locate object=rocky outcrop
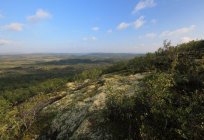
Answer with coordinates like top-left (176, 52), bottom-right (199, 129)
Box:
top-left (35, 73), bottom-right (146, 140)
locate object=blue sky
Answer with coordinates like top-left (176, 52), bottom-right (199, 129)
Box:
top-left (0, 0), bottom-right (204, 54)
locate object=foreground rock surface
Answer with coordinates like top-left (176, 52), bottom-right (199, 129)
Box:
top-left (23, 73), bottom-right (146, 140)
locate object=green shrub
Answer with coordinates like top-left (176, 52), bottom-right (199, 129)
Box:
top-left (102, 85), bottom-right (144, 139)
top-left (74, 68), bottom-right (102, 81)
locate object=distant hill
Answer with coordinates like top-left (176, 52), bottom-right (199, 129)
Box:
top-left (81, 53), bottom-right (144, 59)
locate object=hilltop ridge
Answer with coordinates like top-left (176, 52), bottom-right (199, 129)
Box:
top-left (0, 40), bottom-right (204, 140)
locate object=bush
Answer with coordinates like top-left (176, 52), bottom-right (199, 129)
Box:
top-left (103, 87), bottom-right (142, 139)
top-left (74, 68), bottom-right (102, 81)
top-left (103, 71), bottom-right (204, 139)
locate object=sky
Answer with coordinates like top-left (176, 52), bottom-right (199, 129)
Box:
top-left (0, 0), bottom-right (204, 54)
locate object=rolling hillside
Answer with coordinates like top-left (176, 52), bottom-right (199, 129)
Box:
top-left (0, 40), bottom-right (204, 140)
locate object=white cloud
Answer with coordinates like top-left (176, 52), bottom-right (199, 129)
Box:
top-left (133, 0), bottom-right (156, 13)
top-left (0, 14), bottom-right (4, 19)
top-left (117, 16), bottom-right (145, 30)
top-left (151, 19), bottom-right (157, 24)
top-left (161, 25), bottom-right (196, 37)
top-left (92, 27), bottom-right (99, 31)
top-left (82, 37), bottom-right (88, 41)
top-left (117, 22), bottom-right (130, 30)
top-left (1, 23), bottom-right (24, 31)
top-left (91, 36), bottom-right (97, 40)
top-left (145, 32), bottom-right (157, 38)
top-left (107, 29), bottom-right (113, 33)
top-left (27, 9), bottom-right (51, 23)
top-left (133, 16), bottom-right (145, 29)
top-left (0, 39), bottom-right (12, 46)
top-left (83, 36), bottom-right (97, 41)
top-left (181, 37), bottom-right (194, 43)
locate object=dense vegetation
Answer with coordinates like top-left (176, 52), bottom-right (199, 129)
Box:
top-left (0, 41), bottom-right (203, 139)
top-left (0, 56), bottom-right (113, 139)
top-left (103, 40), bottom-right (204, 139)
